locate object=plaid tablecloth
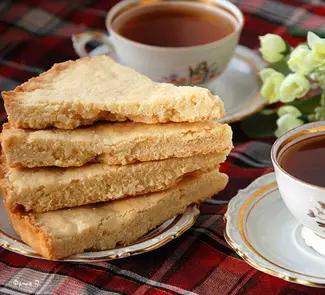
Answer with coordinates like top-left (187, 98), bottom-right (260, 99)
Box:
top-left (0, 0), bottom-right (325, 294)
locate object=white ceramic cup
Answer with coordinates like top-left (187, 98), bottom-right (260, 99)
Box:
top-left (72, 0), bottom-right (243, 85)
top-left (271, 121), bottom-right (325, 238)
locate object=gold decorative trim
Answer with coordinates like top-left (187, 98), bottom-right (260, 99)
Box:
top-left (111, 0), bottom-right (239, 25)
top-left (222, 93), bottom-right (266, 124)
top-left (0, 208), bottom-right (199, 261)
top-left (276, 126), bottom-right (325, 162)
top-left (106, 0), bottom-right (244, 53)
top-left (224, 181), bottom-right (325, 287)
top-left (271, 125), bottom-right (325, 191)
top-left (224, 230), bottom-right (325, 288)
top-left (221, 53), bottom-right (267, 124)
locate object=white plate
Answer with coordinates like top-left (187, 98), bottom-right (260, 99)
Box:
top-left (89, 44), bottom-right (267, 124)
top-left (0, 197), bottom-right (199, 262)
top-left (225, 173), bottom-right (325, 287)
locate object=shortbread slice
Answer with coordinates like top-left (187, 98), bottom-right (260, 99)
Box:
top-left (1, 121), bottom-right (232, 168)
top-left (2, 55), bottom-right (225, 129)
top-left (7, 171), bottom-right (228, 260)
top-left (0, 152), bottom-right (227, 213)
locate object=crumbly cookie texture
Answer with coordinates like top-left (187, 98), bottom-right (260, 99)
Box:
top-left (0, 152), bottom-right (228, 213)
top-left (2, 55), bottom-right (225, 129)
top-left (7, 171), bottom-right (228, 260)
top-left (1, 121), bottom-right (232, 168)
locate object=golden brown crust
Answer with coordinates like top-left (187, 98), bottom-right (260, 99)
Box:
top-left (3, 59), bottom-right (76, 96)
top-left (4, 200), bottom-right (54, 259)
top-left (7, 170), bottom-right (228, 259)
top-left (0, 152), bottom-right (227, 213)
top-left (1, 121), bottom-right (232, 168)
top-left (0, 155), bottom-right (9, 202)
top-left (3, 59), bottom-right (78, 129)
top-left (2, 56), bottom-right (225, 129)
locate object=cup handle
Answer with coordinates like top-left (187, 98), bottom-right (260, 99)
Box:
top-left (72, 31), bottom-right (114, 57)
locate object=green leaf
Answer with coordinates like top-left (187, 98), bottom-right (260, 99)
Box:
top-left (289, 94), bottom-right (321, 115)
top-left (241, 112), bottom-right (278, 138)
top-left (321, 89), bottom-right (325, 105)
top-left (289, 28), bottom-right (325, 38)
top-left (284, 41), bottom-right (292, 56)
top-left (269, 60), bottom-right (292, 76)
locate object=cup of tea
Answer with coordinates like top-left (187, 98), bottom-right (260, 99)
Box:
top-left (72, 0), bottom-right (243, 85)
top-left (271, 121), bottom-right (325, 248)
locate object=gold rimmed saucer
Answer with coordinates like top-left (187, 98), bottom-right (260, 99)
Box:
top-left (210, 45), bottom-right (267, 123)
top-left (225, 173), bottom-right (325, 287)
top-left (0, 197), bottom-right (199, 262)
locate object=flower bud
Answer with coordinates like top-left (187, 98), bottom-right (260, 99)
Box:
top-left (279, 73), bottom-right (310, 102)
top-left (259, 69), bottom-right (285, 103)
top-left (308, 32), bottom-right (325, 62)
top-left (259, 34), bottom-right (287, 63)
top-left (288, 45), bottom-right (315, 75)
top-left (275, 114), bottom-right (304, 137)
top-left (277, 105), bottom-right (302, 117)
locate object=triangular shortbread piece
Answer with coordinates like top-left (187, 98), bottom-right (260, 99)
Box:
top-left (0, 152), bottom-right (228, 213)
top-left (7, 171), bottom-right (228, 259)
top-left (3, 56), bottom-right (225, 129)
top-left (1, 121), bottom-right (232, 168)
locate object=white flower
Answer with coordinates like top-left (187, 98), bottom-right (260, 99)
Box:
top-left (259, 69), bottom-right (285, 103)
top-left (279, 73), bottom-right (310, 102)
top-left (259, 68), bottom-right (278, 82)
top-left (288, 45), bottom-right (315, 75)
top-left (307, 32), bottom-right (325, 67)
top-left (259, 34), bottom-right (287, 63)
top-left (277, 105), bottom-right (302, 117)
top-left (275, 106), bottom-right (304, 137)
top-left (275, 114), bottom-right (304, 137)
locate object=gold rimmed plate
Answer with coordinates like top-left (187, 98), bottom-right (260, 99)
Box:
top-left (225, 173), bottom-right (325, 287)
top-left (0, 198), bottom-right (199, 262)
top-left (89, 44), bottom-right (267, 123)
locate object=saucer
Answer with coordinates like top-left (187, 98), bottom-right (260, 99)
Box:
top-left (208, 45), bottom-right (266, 123)
top-left (0, 196), bottom-right (199, 262)
top-left (225, 173), bottom-right (325, 287)
top-left (88, 44), bottom-right (267, 124)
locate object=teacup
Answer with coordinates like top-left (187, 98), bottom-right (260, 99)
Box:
top-left (72, 0), bottom-right (243, 85)
top-left (271, 121), bottom-right (325, 240)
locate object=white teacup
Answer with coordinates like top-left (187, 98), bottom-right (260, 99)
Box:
top-left (72, 0), bottom-right (243, 85)
top-left (271, 121), bottom-right (325, 243)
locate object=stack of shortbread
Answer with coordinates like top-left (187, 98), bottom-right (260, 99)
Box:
top-left (0, 56), bottom-right (232, 260)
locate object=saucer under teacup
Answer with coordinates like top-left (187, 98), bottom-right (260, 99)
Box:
top-left (225, 173), bottom-right (325, 287)
top-left (87, 44), bottom-right (266, 124)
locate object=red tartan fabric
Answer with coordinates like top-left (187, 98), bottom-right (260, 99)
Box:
top-left (0, 0), bottom-right (325, 294)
